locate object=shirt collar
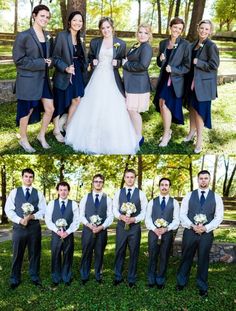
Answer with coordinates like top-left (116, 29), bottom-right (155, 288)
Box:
top-left (198, 188), bottom-right (209, 196)
top-left (159, 194), bottom-right (170, 201)
top-left (22, 186), bottom-right (32, 192)
top-left (92, 191), bottom-right (103, 198)
top-left (124, 186), bottom-right (135, 192)
top-left (59, 198), bottom-right (68, 205)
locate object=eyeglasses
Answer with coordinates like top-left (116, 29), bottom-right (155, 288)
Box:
top-left (93, 180), bottom-right (103, 184)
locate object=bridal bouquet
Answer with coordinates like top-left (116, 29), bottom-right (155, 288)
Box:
top-left (193, 214), bottom-right (207, 225)
top-left (154, 218), bottom-right (169, 244)
top-left (120, 202), bottom-right (136, 230)
top-left (90, 215), bottom-right (102, 237)
top-left (56, 218), bottom-right (68, 241)
top-left (21, 203), bottom-right (34, 216)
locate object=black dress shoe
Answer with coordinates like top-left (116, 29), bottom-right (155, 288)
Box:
top-left (199, 290), bottom-right (208, 298)
top-left (148, 284), bottom-right (155, 288)
top-left (176, 284), bottom-right (184, 291)
top-left (32, 280), bottom-right (42, 287)
top-left (157, 284), bottom-right (165, 289)
top-left (82, 279), bottom-right (88, 285)
top-left (52, 282), bottom-right (59, 287)
top-left (10, 283), bottom-right (20, 289)
top-left (65, 281), bottom-right (71, 286)
top-left (113, 279), bottom-right (123, 286)
top-left (128, 282), bottom-right (136, 288)
top-left (96, 279), bottom-right (102, 284)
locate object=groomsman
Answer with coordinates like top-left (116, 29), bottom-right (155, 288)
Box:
top-left (5, 168), bottom-right (46, 289)
top-left (79, 174), bottom-right (113, 284)
top-left (145, 178), bottom-right (180, 288)
top-left (113, 169), bottom-right (148, 287)
top-left (45, 181), bottom-right (79, 286)
top-left (176, 170), bottom-right (224, 297)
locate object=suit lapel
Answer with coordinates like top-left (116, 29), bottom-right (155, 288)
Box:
top-left (113, 37), bottom-right (118, 58)
top-left (96, 38), bottom-right (103, 59)
top-left (67, 32), bottom-right (74, 62)
top-left (196, 38), bottom-right (209, 58)
top-left (44, 31), bottom-right (50, 58)
top-left (168, 36), bottom-right (181, 63)
top-left (30, 27), bottom-right (44, 57)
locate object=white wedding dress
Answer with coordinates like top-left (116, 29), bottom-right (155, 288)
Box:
top-left (65, 45), bottom-right (139, 154)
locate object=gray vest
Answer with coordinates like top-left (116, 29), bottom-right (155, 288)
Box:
top-left (52, 199), bottom-right (73, 229)
top-left (152, 196), bottom-right (174, 224)
top-left (85, 193), bottom-right (107, 224)
top-left (187, 189), bottom-right (216, 224)
top-left (14, 187), bottom-right (39, 222)
top-left (119, 188), bottom-right (141, 217)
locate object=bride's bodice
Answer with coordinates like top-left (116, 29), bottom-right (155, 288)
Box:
top-left (97, 46), bottom-right (113, 69)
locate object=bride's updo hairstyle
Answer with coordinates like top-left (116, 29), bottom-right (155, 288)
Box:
top-left (98, 17), bottom-right (115, 34)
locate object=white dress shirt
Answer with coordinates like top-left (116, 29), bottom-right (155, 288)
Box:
top-left (180, 188), bottom-right (224, 233)
top-left (45, 198), bottom-right (80, 235)
top-left (79, 191), bottom-right (113, 229)
top-left (5, 186), bottom-right (46, 224)
top-left (145, 195), bottom-right (180, 232)
top-left (113, 186), bottom-right (148, 223)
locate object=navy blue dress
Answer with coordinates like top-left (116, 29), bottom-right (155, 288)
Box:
top-left (154, 49), bottom-right (184, 125)
top-left (16, 42), bottom-right (53, 126)
top-left (187, 49), bottom-right (212, 129)
top-left (53, 44), bottom-right (85, 117)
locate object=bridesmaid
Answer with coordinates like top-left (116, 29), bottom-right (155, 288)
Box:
top-left (123, 24), bottom-right (153, 147)
top-left (153, 17), bottom-right (191, 147)
top-left (183, 20), bottom-right (219, 153)
top-left (52, 11), bottom-right (86, 140)
top-left (13, 4), bottom-right (54, 152)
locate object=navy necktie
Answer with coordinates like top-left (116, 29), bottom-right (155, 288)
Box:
top-left (61, 201), bottom-right (66, 215)
top-left (25, 188), bottom-right (30, 201)
top-left (95, 194), bottom-right (99, 213)
top-left (161, 197), bottom-right (166, 211)
top-left (127, 189), bottom-right (132, 202)
top-left (200, 191), bottom-right (206, 206)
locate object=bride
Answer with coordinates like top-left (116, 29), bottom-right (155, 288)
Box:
top-left (65, 17), bottom-right (139, 154)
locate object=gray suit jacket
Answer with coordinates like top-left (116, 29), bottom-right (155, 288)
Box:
top-left (156, 37), bottom-right (191, 98)
top-left (88, 36), bottom-right (126, 96)
top-left (123, 42), bottom-right (152, 93)
top-left (191, 38), bottom-right (219, 101)
top-left (12, 27), bottom-right (52, 100)
top-left (52, 30), bottom-right (87, 90)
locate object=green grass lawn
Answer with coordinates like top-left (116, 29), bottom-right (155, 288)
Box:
top-left (0, 81), bottom-right (235, 154)
top-left (0, 232), bottom-right (235, 311)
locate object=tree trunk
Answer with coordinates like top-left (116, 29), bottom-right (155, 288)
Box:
top-left (212, 155), bottom-right (219, 192)
top-left (150, 2), bottom-right (156, 26)
top-left (14, 0), bottom-right (18, 34)
top-left (223, 156), bottom-right (229, 196)
top-left (120, 155), bottom-right (131, 189)
top-left (151, 177), bottom-right (155, 199)
top-left (201, 155), bottom-right (205, 170)
top-left (67, 0), bottom-right (87, 29)
top-left (109, 0), bottom-right (113, 18)
top-left (60, 0), bottom-right (67, 29)
top-left (137, 0), bottom-right (141, 26)
top-left (156, 0), bottom-right (162, 34)
top-left (1, 164), bottom-right (8, 224)
top-left (189, 157), bottom-right (193, 191)
top-left (59, 158), bottom-right (65, 182)
top-left (183, 0), bottom-right (193, 35)
top-left (175, 0), bottom-right (181, 17)
top-left (166, 0), bottom-right (175, 34)
top-left (137, 155), bottom-right (143, 190)
top-left (224, 163), bottom-right (236, 196)
top-left (186, 0), bottom-right (206, 41)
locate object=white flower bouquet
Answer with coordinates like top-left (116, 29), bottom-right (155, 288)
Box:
top-left (90, 215), bottom-right (102, 226)
top-left (21, 203), bottom-right (34, 217)
top-left (154, 218), bottom-right (169, 244)
top-left (120, 202), bottom-right (136, 230)
top-left (194, 214), bottom-right (207, 225)
top-left (56, 218), bottom-right (68, 241)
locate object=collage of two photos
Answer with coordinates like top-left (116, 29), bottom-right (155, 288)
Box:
top-left (0, 0), bottom-right (236, 310)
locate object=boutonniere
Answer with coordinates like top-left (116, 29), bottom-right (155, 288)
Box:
top-left (80, 37), bottom-right (84, 44)
top-left (173, 43), bottom-right (178, 49)
top-left (46, 34), bottom-right (51, 41)
top-left (113, 42), bottom-right (120, 49)
top-left (199, 43), bottom-right (204, 49)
